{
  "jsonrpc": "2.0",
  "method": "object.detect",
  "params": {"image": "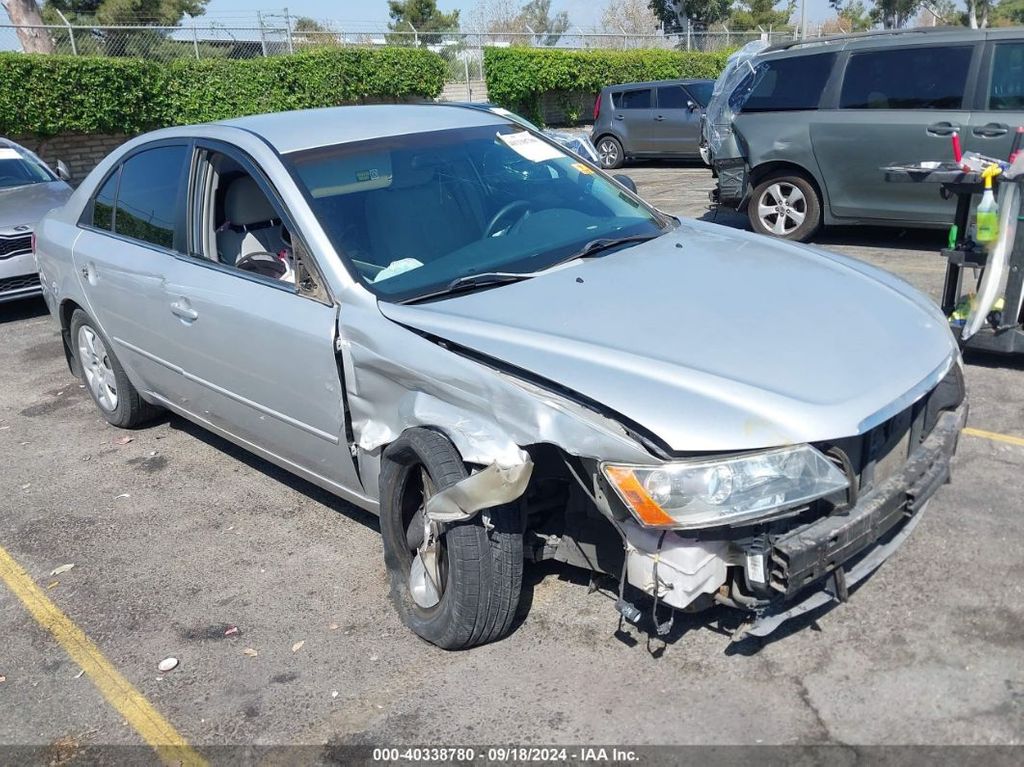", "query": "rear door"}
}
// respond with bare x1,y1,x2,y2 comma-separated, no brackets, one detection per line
810,42,980,224
72,142,192,399
965,37,1024,161
652,84,701,156
611,87,656,154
